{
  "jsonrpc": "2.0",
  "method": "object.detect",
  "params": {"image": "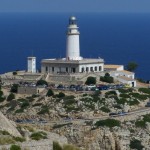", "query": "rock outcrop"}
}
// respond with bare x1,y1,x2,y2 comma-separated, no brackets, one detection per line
0,111,21,137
